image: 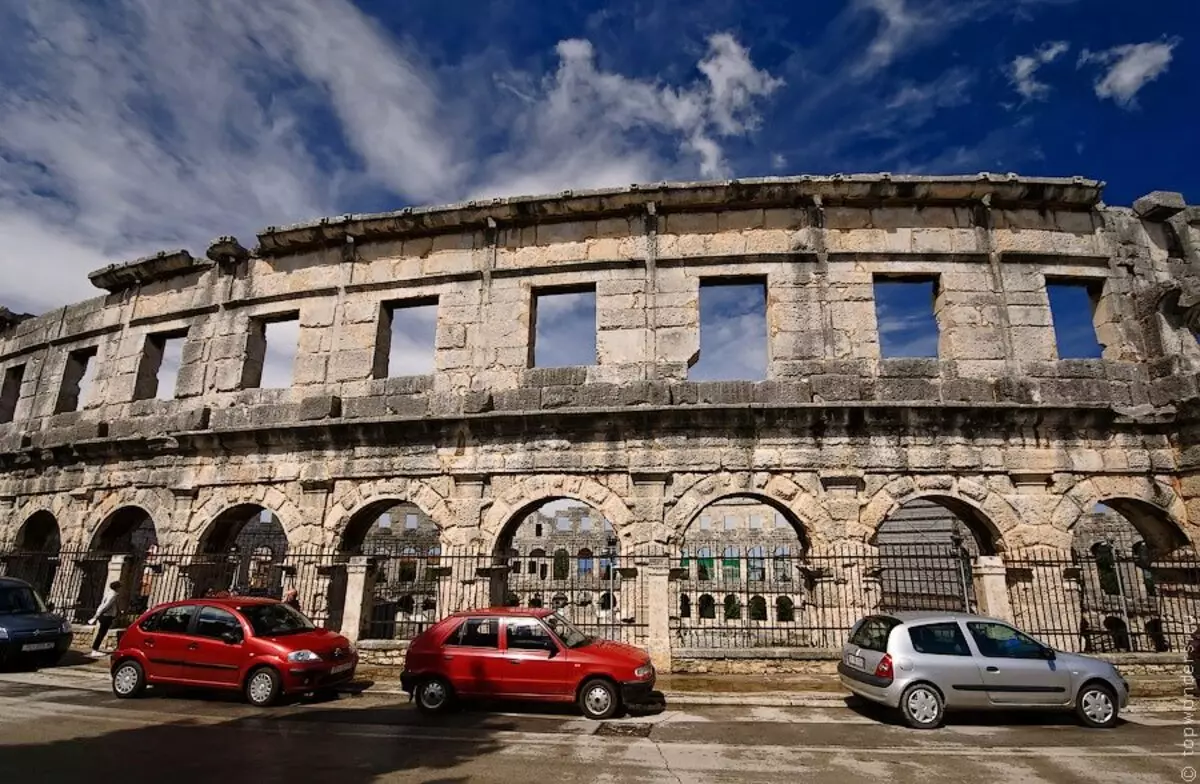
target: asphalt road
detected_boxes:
[0,669,1187,783]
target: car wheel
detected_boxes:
[112,660,146,699]
[245,667,282,708]
[415,676,454,714]
[1076,682,1119,729]
[578,678,620,721]
[899,683,944,730]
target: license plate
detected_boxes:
[846,654,865,670]
[22,642,55,652]
[331,662,353,674]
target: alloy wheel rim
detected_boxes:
[422,681,446,708]
[1082,689,1113,724]
[585,685,612,715]
[250,672,274,704]
[907,688,940,724]
[114,665,138,695]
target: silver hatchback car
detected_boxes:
[838,611,1130,729]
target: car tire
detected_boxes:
[415,676,454,715]
[112,659,146,699]
[245,666,282,708]
[899,683,944,730]
[1076,681,1119,729]
[578,678,620,721]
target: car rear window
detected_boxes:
[908,622,971,656]
[848,616,901,652]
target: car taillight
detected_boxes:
[874,654,893,680]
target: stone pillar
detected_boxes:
[808,541,882,649]
[972,555,1013,622]
[340,556,376,643]
[643,552,672,672]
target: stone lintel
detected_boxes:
[299,477,335,493]
[819,471,865,496]
[1133,191,1186,222]
[168,486,198,499]
[452,474,487,498]
[631,472,670,495]
[88,249,213,293]
[1010,472,1052,492]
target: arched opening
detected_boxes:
[1072,501,1189,652]
[3,511,62,597]
[189,505,287,603]
[77,507,160,623]
[490,497,625,640]
[337,501,442,641]
[874,497,990,613]
[679,594,690,618]
[776,596,795,623]
[674,494,811,648]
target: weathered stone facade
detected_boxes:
[2,174,1200,666]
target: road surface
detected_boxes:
[0,667,1187,783]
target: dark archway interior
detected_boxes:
[16,511,60,551]
[1100,497,1189,556]
[92,507,157,553]
[201,504,281,554]
[874,496,1000,556]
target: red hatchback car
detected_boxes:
[109,596,358,707]
[400,607,657,720]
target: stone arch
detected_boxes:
[326,479,454,552]
[86,486,173,551]
[8,495,75,549]
[87,505,161,554]
[197,504,289,554]
[186,485,305,550]
[1055,475,1190,555]
[481,475,635,555]
[665,472,831,547]
[861,477,1019,555]
[13,510,61,552]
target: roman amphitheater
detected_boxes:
[1,174,1198,671]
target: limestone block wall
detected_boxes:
[0,174,1198,567]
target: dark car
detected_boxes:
[0,576,73,668]
[108,596,358,707]
[400,607,657,720]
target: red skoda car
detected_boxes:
[109,596,357,707]
[400,607,657,720]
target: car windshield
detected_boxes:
[237,602,315,637]
[543,612,592,649]
[0,585,47,615]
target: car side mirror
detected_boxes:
[545,640,558,657]
[45,601,55,613]
[1042,647,1056,660]
[222,631,243,645]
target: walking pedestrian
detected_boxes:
[283,587,301,612]
[87,580,121,658]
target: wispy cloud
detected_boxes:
[1077,38,1180,108]
[1007,40,1071,102]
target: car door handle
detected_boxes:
[986,666,999,672]
[187,643,199,650]
[507,658,522,665]
[442,654,454,661]
[144,639,155,648]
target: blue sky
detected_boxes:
[0,0,1191,375]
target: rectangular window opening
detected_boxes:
[243,313,299,389]
[135,330,188,401]
[530,285,596,368]
[55,346,98,414]
[374,297,438,379]
[1046,279,1104,359]
[0,364,25,424]
[689,277,767,381]
[873,276,940,358]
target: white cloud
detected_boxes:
[1006,40,1071,101]
[1077,38,1180,108]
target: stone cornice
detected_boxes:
[88,249,213,293]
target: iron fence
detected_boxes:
[669,542,976,650]
[1006,547,1200,654]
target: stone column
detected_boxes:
[339,556,376,643]
[971,555,1014,622]
[807,541,882,650]
[643,552,672,672]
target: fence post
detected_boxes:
[340,556,376,643]
[971,555,1013,622]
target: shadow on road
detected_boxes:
[0,692,510,784]
[842,695,1129,730]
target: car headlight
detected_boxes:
[287,650,322,663]
[60,619,72,635]
[634,664,654,679]
[0,627,8,641]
